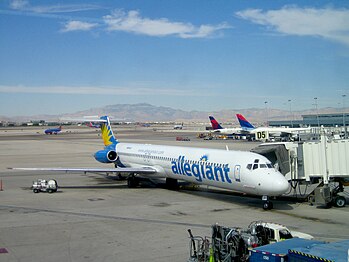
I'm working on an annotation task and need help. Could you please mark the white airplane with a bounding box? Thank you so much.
[209,116,243,135]
[11,116,290,210]
[237,114,311,138]
[173,123,183,130]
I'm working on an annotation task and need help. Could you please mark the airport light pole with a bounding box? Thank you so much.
[314,97,320,136]
[264,101,268,126]
[343,94,347,139]
[288,99,293,128]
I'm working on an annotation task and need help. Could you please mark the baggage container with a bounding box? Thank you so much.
[288,239,349,262]
[249,238,324,262]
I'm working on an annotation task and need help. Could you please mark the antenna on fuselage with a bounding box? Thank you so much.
[225,145,229,151]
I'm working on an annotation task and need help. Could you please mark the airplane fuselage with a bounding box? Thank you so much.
[247,127,310,137]
[115,143,289,196]
[44,128,61,135]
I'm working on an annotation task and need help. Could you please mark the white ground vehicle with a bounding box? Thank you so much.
[32,179,58,193]
[248,221,313,246]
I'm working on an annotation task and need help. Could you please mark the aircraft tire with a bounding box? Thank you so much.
[263,201,273,210]
[33,189,39,193]
[166,178,178,190]
[127,176,139,188]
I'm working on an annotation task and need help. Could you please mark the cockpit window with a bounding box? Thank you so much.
[248,160,273,171]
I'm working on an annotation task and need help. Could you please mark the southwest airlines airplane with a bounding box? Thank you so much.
[13,116,289,210]
[44,126,62,135]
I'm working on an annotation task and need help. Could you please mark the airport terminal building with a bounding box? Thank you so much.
[269,113,349,127]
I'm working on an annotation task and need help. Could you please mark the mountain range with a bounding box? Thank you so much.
[1,103,347,124]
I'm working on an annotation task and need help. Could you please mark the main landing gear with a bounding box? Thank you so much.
[262,196,273,210]
[127,175,179,190]
[127,174,140,188]
[166,178,178,190]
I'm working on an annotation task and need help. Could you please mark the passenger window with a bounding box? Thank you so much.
[253,164,258,170]
[247,164,252,170]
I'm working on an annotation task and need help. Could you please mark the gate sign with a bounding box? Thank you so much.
[255,131,269,141]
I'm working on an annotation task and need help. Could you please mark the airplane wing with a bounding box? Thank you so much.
[9,167,157,174]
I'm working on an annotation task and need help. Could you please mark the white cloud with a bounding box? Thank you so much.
[9,0,102,13]
[10,0,29,10]
[236,6,349,46]
[61,21,98,32]
[103,9,230,38]
[0,85,212,97]
[7,2,229,38]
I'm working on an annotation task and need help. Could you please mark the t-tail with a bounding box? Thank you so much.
[100,116,118,146]
[209,116,223,130]
[236,114,255,130]
[94,116,119,164]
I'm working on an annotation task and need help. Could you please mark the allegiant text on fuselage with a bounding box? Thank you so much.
[171,156,232,183]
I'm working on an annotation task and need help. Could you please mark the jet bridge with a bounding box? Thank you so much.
[251,134,349,207]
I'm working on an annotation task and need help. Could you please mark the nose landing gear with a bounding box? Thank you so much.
[262,196,273,210]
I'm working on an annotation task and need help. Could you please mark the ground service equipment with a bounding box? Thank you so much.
[187,221,313,262]
[32,179,58,193]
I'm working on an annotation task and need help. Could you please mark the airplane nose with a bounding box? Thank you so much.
[272,176,290,195]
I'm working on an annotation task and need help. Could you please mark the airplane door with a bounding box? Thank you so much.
[234,165,241,182]
[144,152,151,164]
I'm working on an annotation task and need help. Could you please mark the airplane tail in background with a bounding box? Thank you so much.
[209,116,223,130]
[100,116,118,146]
[236,114,255,130]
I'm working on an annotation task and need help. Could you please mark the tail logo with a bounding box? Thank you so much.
[209,116,223,130]
[236,114,255,129]
[100,116,118,146]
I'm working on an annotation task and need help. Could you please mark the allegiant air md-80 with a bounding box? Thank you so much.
[12,116,289,210]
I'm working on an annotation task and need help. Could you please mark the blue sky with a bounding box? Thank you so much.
[1,0,349,116]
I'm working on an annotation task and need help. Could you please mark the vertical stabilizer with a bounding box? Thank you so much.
[236,114,255,130]
[100,116,118,146]
[209,116,223,130]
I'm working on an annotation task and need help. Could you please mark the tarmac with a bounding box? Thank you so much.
[0,126,348,262]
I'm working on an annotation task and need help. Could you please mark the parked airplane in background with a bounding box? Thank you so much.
[209,116,242,135]
[12,116,289,210]
[44,126,62,135]
[173,123,183,130]
[236,114,310,138]
[87,122,101,128]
